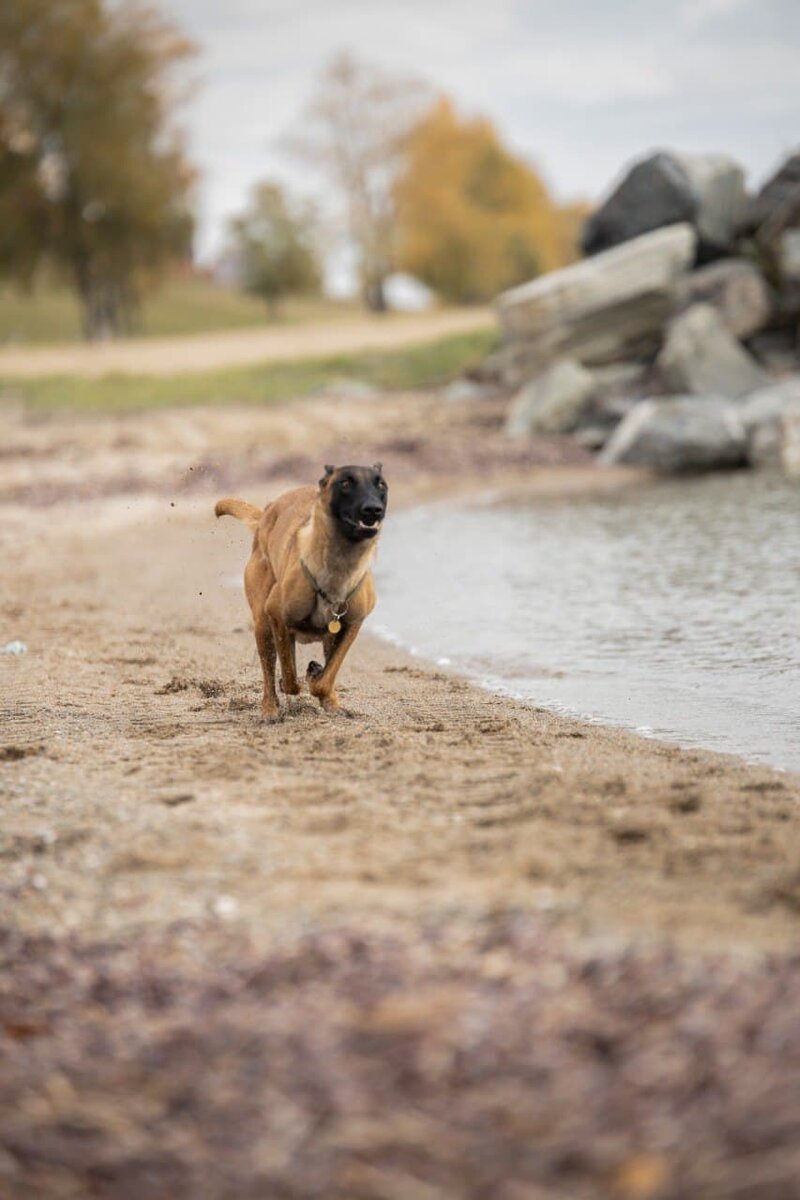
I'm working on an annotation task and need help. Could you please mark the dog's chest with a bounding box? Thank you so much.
[309,562,363,620]
[293,568,356,639]
[308,593,333,630]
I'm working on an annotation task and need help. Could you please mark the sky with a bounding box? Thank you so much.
[160,0,800,261]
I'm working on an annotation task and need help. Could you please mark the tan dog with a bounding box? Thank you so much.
[215,464,388,721]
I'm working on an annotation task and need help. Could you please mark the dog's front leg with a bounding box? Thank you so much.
[307,621,362,713]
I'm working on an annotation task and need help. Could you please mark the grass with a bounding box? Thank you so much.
[0,329,498,413]
[0,277,360,345]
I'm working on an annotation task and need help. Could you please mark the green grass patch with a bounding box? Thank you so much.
[0,277,359,345]
[1,329,498,413]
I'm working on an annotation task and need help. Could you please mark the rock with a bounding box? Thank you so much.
[505,359,595,436]
[751,409,800,475]
[584,393,640,432]
[676,259,771,339]
[656,304,769,399]
[741,152,800,235]
[587,363,648,428]
[0,640,27,655]
[676,154,748,258]
[740,154,800,326]
[773,230,800,327]
[581,154,694,256]
[582,151,746,260]
[749,422,785,469]
[782,413,800,477]
[497,224,696,380]
[440,379,486,404]
[600,396,747,473]
[778,229,800,282]
[590,362,649,395]
[747,329,800,374]
[573,426,610,452]
[738,377,800,431]
[737,378,800,467]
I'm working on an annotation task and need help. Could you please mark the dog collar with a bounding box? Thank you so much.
[300,559,368,632]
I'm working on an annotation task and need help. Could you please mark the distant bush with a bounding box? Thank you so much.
[228,183,321,319]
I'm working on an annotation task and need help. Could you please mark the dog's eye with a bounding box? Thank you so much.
[376,478,386,490]
[340,479,352,492]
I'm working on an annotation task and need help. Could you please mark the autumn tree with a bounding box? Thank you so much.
[0,0,195,340]
[394,98,571,303]
[290,52,429,313]
[228,183,321,318]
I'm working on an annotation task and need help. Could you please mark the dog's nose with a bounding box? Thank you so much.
[360,503,384,524]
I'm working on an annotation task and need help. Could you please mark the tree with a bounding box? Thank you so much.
[228,183,321,318]
[394,98,573,303]
[290,52,429,313]
[0,0,195,340]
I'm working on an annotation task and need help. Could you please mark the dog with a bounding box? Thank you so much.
[215,464,387,721]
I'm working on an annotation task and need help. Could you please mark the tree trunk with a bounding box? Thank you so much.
[74,259,122,341]
[363,276,388,313]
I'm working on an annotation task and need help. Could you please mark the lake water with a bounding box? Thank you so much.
[373,472,800,772]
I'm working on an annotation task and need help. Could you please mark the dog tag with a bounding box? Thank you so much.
[328,618,342,635]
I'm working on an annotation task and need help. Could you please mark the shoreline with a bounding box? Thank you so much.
[368,623,792,778]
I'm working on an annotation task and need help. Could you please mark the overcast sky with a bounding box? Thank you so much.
[161,0,800,260]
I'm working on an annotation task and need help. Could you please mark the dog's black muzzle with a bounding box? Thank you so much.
[342,507,384,540]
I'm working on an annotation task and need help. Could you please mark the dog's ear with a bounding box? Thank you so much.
[319,464,335,489]
[372,461,383,475]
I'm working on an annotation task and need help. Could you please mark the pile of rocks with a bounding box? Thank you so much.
[495,149,800,476]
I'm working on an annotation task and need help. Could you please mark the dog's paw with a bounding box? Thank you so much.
[259,704,282,724]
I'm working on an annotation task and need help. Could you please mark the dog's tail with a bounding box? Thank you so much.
[214,497,262,529]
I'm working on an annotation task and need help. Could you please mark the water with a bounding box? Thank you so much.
[374,472,800,771]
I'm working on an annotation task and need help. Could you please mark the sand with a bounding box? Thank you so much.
[2,390,800,1198]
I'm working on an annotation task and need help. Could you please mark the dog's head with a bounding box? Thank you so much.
[319,463,388,543]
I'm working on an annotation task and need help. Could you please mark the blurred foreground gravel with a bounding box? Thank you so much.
[2,915,799,1200]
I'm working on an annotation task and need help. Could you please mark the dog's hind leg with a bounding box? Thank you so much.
[244,554,280,721]
[278,634,300,694]
[308,621,362,713]
[254,613,279,722]
[268,614,301,697]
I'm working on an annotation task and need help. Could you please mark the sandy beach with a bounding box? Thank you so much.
[3,389,800,1197]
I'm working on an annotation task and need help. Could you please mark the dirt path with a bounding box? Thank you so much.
[0,307,494,378]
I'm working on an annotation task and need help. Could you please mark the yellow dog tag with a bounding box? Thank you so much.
[328,618,342,635]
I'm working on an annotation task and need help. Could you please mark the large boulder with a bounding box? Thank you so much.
[505,359,595,436]
[656,304,769,398]
[737,378,800,467]
[741,152,800,235]
[676,259,771,339]
[496,224,696,382]
[582,151,746,261]
[600,396,747,473]
[678,154,748,258]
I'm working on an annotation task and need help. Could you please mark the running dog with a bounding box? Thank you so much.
[215,464,387,720]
